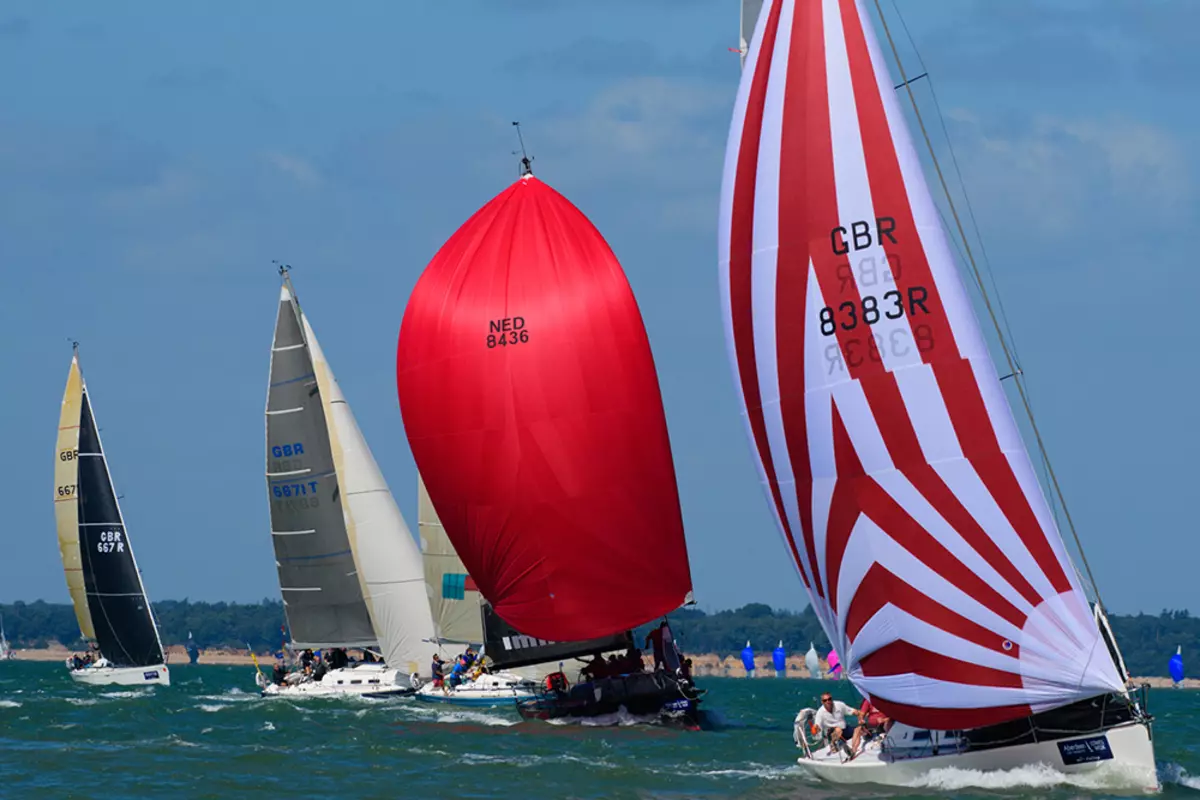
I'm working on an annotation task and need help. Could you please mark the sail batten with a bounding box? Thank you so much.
[720,0,1121,729]
[265,283,377,650]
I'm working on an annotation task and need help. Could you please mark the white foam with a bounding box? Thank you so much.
[0,700,21,708]
[905,761,1161,792]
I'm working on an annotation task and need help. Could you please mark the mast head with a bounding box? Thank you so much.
[512,121,534,178]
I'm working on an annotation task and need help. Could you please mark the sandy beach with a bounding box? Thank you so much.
[12,645,1194,687]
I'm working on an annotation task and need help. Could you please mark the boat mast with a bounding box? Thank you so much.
[868,1,1110,617]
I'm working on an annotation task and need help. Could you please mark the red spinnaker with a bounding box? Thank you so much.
[397,175,693,642]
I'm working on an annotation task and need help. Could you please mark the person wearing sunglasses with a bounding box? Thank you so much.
[813,692,861,758]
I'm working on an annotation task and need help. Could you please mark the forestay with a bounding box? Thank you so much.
[718,0,1123,729]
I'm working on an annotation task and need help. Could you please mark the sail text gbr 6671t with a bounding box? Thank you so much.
[723,0,1157,789]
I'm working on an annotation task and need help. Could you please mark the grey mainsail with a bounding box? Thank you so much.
[265,281,375,649]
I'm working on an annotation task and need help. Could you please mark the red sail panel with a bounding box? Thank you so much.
[717,0,1123,730]
[397,175,692,642]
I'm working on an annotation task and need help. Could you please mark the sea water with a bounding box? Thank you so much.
[1,661,1197,799]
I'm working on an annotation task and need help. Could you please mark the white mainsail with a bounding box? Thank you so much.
[719,0,1123,730]
[301,306,437,676]
[418,474,483,647]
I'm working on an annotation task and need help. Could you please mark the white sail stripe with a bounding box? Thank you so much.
[753,0,819,603]
[874,469,1035,617]
[266,407,304,416]
[830,381,893,475]
[857,673,1103,711]
[272,343,306,352]
[717,0,790,593]
[823,0,922,376]
[281,587,323,592]
[893,361,963,468]
[837,516,1026,652]
[934,459,1061,604]
[1006,449,1088,599]
[266,468,311,478]
[272,529,317,536]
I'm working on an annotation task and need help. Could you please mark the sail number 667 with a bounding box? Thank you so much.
[819,286,929,336]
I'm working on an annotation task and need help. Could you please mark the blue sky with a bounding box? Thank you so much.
[0,1,1195,617]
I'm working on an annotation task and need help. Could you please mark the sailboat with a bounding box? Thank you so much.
[722,0,1156,788]
[804,643,821,679]
[54,347,170,686]
[1169,646,1184,687]
[413,473,539,706]
[397,156,703,726]
[260,269,437,698]
[0,615,15,661]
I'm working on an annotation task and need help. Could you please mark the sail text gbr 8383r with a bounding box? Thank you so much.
[722,0,1155,787]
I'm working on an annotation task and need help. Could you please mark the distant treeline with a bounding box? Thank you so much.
[1,600,1194,677]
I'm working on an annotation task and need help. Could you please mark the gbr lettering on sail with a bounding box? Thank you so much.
[821,216,933,374]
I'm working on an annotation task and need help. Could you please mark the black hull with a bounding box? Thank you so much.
[517,672,703,729]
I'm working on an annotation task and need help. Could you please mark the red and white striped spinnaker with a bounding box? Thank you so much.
[718,0,1123,730]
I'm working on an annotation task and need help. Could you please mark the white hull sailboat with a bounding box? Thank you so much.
[0,616,15,661]
[67,661,169,687]
[411,474,535,707]
[723,0,1155,790]
[260,662,412,699]
[55,347,170,688]
[259,269,437,698]
[793,714,1156,788]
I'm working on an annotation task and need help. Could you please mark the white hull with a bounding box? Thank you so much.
[66,661,170,687]
[797,721,1158,793]
[414,671,537,707]
[258,663,414,698]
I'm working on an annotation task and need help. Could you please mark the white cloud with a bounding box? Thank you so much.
[943,111,1189,236]
[538,77,731,230]
[265,151,322,186]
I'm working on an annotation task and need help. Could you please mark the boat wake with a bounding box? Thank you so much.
[1160,762,1200,791]
[903,761,1163,793]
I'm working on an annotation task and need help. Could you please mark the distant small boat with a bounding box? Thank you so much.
[1169,646,1184,687]
[0,614,15,661]
[773,641,787,676]
[741,641,756,677]
[804,643,821,679]
[54,346,170,687]
[185,632,200,665]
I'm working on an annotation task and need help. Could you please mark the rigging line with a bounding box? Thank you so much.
[888,0,1023,370]
[871,0,1105,610]
[890,4,1069,544]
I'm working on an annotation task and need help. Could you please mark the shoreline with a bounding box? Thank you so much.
[9,646,1196,687]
